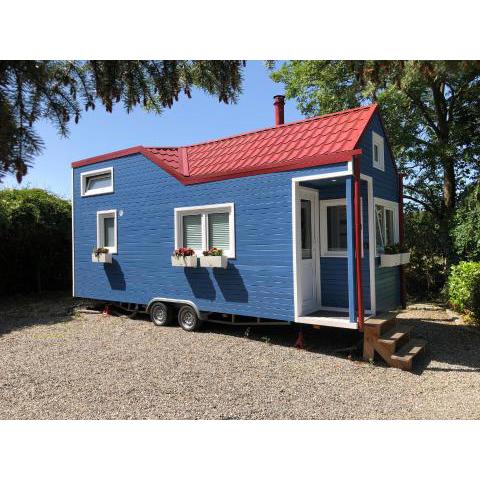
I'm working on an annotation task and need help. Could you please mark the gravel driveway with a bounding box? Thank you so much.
[1,294,479,419]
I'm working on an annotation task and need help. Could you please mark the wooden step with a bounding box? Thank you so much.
[363,313,397,336]
[377,325,411,355]
[390,339,427,371]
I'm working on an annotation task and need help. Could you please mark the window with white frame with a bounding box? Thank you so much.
[81,167,113,196]
[175,203,235,257]
[97,210,117,254]
[374,199,398,254]
[320,199,363,257]
[372,131,385,171]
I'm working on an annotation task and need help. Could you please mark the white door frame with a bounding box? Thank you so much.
[295,186,321,315]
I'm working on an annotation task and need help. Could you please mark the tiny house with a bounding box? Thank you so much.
[72,98,408,332]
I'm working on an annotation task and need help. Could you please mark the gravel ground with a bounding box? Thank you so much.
[1,294,479,419]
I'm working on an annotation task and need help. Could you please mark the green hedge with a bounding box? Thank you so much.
[0,188,71,296]
[447,262,480,324]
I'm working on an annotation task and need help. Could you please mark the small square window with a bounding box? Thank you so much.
[81,167,113,196]
[320,199,363,257]
[372,132,385,171]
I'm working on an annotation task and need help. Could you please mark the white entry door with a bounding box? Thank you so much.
[298,188,320,315]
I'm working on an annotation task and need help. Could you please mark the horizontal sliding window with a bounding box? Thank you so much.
[175,203,235,258]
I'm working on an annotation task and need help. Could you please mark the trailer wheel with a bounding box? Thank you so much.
[150,302,172,326]
[178,305,203,332]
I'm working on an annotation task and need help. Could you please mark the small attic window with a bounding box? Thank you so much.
[372,132,385,171]
[81,167,113,196]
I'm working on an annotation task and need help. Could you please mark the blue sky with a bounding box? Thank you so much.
[3,61,303,199]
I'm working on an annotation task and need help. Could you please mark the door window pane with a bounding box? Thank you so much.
[327,205,347,251]
[301,200,312,259]
[208,212,230,250]
[103,216,115,248]
[182,214,202,250]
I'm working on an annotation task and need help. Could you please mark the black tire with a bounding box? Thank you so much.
[149,302,172,326]
[177,305,203,332]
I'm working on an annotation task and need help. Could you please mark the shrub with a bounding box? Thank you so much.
[447,262,480,324]
[0,188,71,296]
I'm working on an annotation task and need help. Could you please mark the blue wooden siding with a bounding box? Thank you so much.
[358,112,401,312]
[376,266,401,312]
[73,155,348,322]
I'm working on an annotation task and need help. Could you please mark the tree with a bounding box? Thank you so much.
[271,61,480,262]
[0,60,245,182]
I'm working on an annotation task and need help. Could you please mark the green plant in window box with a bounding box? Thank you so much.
[381,243,410,267]
[202,247,223,256]
[200,247,228,268]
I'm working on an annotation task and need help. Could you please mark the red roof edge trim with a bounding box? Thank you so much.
[182,149,362,185]
[71,146,145,168]
[71,145,187,184]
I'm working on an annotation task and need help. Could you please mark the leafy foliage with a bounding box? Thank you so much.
[271,61,480,262]
[447,262,480,324]
[0,188,71,295]
[452,182,480,261]
[0,60,245,181]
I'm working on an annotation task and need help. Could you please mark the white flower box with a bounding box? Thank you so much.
[380,253,401,268]
[199,255,228,269]
[171,255,198,267]
[380,252,411,268]
[91,252,112,263]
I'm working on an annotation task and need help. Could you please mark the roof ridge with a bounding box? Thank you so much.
[181,103,377,150]
[143,103,377,152]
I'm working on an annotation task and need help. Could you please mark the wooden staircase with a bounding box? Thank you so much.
[363,313,427,371]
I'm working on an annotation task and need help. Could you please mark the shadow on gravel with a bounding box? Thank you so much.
[397,318,480,374]
[0,292,76,337]
[198,322,364,362]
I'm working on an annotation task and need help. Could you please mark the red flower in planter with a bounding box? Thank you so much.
[174,247,195,257]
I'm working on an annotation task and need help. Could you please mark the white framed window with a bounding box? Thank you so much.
[81,167,114,196]
[97,209,117,254]
[320,198,363,257]
[374,198,399,255]
[174,203,235,258]
[372,131,385,171]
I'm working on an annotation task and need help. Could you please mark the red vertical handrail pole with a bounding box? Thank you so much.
[398,173,406,309]
[353,155,364,330]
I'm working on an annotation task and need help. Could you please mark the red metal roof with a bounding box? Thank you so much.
[72,104,378,184]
